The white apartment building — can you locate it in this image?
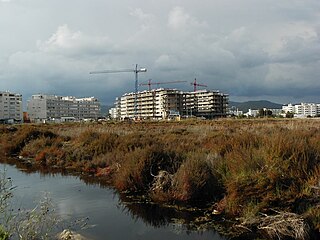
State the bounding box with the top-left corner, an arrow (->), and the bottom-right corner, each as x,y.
0,91 -> 23,123
27,94 -> 101,122
228,107 -> 244,117
244,108 -> 282,117
109,107 -> 118,119
282,103 -> 294,114
114,88 -> 228,120
282,103 -> 320,117
245,109 -> 260,117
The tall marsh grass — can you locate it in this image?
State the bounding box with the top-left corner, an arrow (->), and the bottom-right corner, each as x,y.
1,119 -> 320,237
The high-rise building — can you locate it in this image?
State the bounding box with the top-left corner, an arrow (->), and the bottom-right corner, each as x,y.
116,88 -> 183,119
114,88 -> 228,120
27,94 -> 101,122
182,90 -> 229,118
0,91 -> 23,123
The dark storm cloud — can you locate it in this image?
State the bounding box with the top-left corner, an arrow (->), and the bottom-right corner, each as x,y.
0,0 -> 319,105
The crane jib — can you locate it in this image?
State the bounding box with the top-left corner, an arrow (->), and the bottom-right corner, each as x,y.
89,64 -> 147,118
89,69 -> 135,74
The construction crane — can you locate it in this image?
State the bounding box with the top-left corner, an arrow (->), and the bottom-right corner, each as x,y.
191,78 -> 207,92
89,64 -> 147,118
139,79 -> 187,91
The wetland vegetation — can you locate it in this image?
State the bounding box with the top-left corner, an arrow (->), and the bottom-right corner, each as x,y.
0,119 -> 319,239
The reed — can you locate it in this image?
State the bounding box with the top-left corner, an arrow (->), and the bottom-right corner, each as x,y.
1,119 -> 319,238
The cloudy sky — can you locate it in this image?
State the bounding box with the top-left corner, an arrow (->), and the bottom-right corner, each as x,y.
1,0 -> 319,106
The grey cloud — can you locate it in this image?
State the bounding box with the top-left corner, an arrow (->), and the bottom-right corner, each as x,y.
0,0 -> 319,105
167,6 -> 208,31
271,33 -> 320,64
37,25 -> 123,58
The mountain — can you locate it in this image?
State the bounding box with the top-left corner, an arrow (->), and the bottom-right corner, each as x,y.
229,100 -> 283,113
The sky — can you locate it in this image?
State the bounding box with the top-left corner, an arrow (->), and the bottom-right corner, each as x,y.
0,0 -> 320,106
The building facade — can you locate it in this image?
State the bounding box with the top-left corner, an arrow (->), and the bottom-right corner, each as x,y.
0,91 -> 23,123
182,90 -> 228,118
27,94 -> 101,122
282,103 -> 320,117
116,89 -> 183,119
114,88 -> 228,120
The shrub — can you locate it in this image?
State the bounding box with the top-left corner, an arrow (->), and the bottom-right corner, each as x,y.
34,146 -> 65,165
172,152 -> 223,203
3,126 -> 57,156
0,226 -> 9,240
113,147 -> 151,192
113,146 -> 183,193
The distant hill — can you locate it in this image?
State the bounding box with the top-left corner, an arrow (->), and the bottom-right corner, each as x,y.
229,100 -> 283,112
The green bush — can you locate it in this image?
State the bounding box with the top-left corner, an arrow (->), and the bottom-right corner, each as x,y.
0,226 -> 9,240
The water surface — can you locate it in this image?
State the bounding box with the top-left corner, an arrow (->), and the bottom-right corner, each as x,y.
1,163 -> 226,240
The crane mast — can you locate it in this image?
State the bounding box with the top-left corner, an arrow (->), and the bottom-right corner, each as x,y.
191,78 -> 207,92
90,64 -> 147,118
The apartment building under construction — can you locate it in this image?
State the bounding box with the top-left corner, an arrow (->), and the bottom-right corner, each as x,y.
111,88 -> 228,120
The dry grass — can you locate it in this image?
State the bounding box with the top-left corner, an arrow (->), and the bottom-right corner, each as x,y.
1,119 -> 320,238
239,211 -> 310,240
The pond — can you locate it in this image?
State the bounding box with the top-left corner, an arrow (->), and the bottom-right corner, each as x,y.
1,162 -> 227,240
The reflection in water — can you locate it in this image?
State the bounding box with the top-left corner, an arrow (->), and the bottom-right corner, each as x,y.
1,158 -> 227,240
121,201 -> 177,228
117,194 -> 226,238
118,195 -> 192,228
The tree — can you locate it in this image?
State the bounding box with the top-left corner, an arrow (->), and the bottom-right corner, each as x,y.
258,109 -> 273,118
285,112 -> 294,118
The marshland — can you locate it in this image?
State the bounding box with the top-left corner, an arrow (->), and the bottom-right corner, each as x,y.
0,119 -> 319,239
